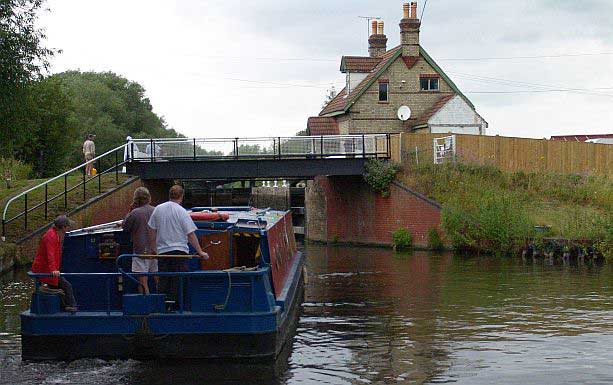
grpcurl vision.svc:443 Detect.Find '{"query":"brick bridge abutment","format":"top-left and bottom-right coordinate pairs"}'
top-left (305, 176), bottom-right (442, 248)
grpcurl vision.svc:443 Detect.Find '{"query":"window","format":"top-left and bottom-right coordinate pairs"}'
top-left (378, 82), bottom-right (388, 102)
top-left (420, 77), bottom-right (439, 91)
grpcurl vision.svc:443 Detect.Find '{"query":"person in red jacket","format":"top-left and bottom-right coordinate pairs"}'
top-left (32, 215), bottom-right (77, 311)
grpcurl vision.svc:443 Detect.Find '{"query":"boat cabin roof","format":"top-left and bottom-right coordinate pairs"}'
top-left (67, 207), bottom-right (286, 237)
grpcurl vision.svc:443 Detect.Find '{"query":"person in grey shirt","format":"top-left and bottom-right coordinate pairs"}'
top-left (122, 187), bottom-right (157, 294)
top-left (148, 185), bottom-right (208, 308)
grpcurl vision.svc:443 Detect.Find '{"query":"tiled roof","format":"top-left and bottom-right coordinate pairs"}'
top-left (319, 87), bottom-right (347, 116)
top-left (307, 117), bottom-right (339, 135)
top-left (340, 56), bottom-right (382, 73)
top-left (320, 46), bottom-right (402, 117)
top-left (319, 46), bottom-right (475, 119)
top-left (412, 93), bottom-right (456, 128)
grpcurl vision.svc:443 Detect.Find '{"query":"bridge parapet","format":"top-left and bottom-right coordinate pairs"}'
top-left (127, 134), bottom-right (391, 162)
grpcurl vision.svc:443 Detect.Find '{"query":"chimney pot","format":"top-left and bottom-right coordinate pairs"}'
top-left (371, 20), bottom-right (378, 36)
top-left (377, 21), bottom-right (384, 35)
top-left (403, 3), bottom-right (410, 19)
top-left (411, 2), bottom-right (418, 19)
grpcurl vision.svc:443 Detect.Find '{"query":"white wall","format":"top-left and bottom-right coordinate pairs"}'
top-left (428, 95), bottom-right (487, 135)
top-left (346, 72), bottom-right (368, 94)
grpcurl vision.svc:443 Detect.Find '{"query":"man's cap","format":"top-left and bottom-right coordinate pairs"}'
top-left (54, 215), bottom-right (76, 228)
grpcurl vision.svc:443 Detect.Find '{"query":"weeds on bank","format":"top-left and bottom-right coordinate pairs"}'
top-left (401, 163), bottom-right (612, 255)
top-left (364, 159), bottom-right (401, 197)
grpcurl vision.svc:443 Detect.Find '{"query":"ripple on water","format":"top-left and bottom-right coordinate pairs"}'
top-left (1, 246), bottom-right (612, 385)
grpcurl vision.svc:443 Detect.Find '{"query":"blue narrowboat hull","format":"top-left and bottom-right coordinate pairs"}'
top-left (21, 208), bottom-right (304, 361)
top-left (21, 269), bottom-right (304, 360)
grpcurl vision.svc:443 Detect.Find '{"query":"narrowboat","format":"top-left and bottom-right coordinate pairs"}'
top-left (21, 207), bottom-right (304, 360)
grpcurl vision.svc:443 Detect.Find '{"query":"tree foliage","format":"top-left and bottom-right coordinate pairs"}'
top-left (16, 77), bottom-right (76, 176)
top-left (52, 71), bottom-right (182, 169)
top-left (0, 0), bottom-right (58, 154)
top-left (322, 86), bottom-right (337, 109)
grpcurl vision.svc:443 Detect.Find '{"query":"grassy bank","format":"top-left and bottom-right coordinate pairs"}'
top-left (1, 173), bottom-right (129, 241)
top-left (399, 163), bottom-right (612, 257)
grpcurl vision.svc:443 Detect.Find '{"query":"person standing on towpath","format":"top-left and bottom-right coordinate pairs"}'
top-left (148, 185), bottom-right (208, 309)
top-left (83, 134), bottom-right (96, 176)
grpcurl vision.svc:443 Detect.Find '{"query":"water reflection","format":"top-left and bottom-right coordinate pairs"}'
top-left (0, 244), bottom-right (611, 384)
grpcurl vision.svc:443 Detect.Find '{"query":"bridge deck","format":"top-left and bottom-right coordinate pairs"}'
top-left (126, 135), bottom-right (390, 180)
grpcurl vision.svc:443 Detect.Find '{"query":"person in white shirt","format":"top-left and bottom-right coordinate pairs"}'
top-left (148, 185), bottom-right (208, 309)
top-left (83, 134), bottom-right (96, 176)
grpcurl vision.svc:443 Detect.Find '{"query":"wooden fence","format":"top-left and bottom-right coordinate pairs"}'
top-left (392, 133), bottom-right (612, 177)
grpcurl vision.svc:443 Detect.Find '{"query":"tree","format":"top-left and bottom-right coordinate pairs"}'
top-left (322, 86), bottom-right (338, 109)
top-left (0, 0), bottom-right (57, 154)
top-left (16, 77), bottom-right (76, 176)
top-left (53, 71), bottom-right (181, 168)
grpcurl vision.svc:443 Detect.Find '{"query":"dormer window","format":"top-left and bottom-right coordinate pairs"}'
top-left (420, 75), bottom-right (439, 91)
top-left (378, 80), bottom-right (389, 102)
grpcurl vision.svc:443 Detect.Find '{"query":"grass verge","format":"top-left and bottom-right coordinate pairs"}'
top-left (399, 163), bottom-right (612, 257)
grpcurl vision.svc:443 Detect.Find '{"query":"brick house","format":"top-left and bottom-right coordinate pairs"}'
top-left (307, 2), bottom-right (487, 136)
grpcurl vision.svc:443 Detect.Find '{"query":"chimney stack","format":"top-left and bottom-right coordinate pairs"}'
top-left (368, 19), bottom-right (387, 58)
top-left (399, 2), bottom-right (421, 57)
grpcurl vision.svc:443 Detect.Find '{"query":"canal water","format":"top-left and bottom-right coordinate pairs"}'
top-left (1, 244), bottom-right (611, 384)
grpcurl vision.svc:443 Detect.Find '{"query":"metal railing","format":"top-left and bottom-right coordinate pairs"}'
top-left (28, 265), bottom-right (251, 315)
top-left (3, 134), bottom-right (392, 240)
top-left (2, 144), bottom-right (128, 240)
top-left (127, 134), bottom-right (391, 161)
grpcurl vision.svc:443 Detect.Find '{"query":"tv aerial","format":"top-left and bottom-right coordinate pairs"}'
top-left (397, 105), bottom-right (412, 121)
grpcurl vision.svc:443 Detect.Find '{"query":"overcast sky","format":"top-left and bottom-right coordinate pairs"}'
top-left (39, 0), bottom-right (613, 139)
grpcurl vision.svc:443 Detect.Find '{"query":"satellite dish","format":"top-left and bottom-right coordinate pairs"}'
top-left (397, 105), bottom-right (412, 121)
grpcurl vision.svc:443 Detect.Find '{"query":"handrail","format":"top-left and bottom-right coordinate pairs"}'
top-left (129, 134), bottom-right (388, 142)
top-left (2, 143), bottom-right (128, 222)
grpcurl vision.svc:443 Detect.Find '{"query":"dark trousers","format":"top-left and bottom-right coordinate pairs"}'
top-left (158, 251), bottom-right (189, 309)
top-left (52, 277), bottom-right (76, 308)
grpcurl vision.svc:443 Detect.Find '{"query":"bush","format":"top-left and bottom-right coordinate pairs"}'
top-left (364, 159), bottom-right (401, 197)
top-left (441, 189), bottom-right (534, 254)
top-left (427, 227), bottom-right (444, 250)
top-left (0, 157), bottom-right (32, 188)
top-left (392, 228), bottom-right (413, 250)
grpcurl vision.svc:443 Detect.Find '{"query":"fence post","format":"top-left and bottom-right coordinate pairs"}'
top-left (150, 139), bottom-right (154, 162)
top-left (44, 183), bottom-right (48, 220)
top-left (64, 174), bottom-right (68, 209)
top-left (312, 137), bottom-right (316, 156)
top-left (320, 136), bottom-right (324, 158)
top-left (375, 137), bottom-right (378, 158)
top-left (115, 150), bottom-right (119, 184)
top-left (24, 193), bottom-right (28, 230)
top-left (83, 169), bottom-right (86, 202)
top-left (97, 158), bottom-right (101, 194)
top-left (387, 134), bottom-right (391, 158)
top-left (277, 137), bottom-right (282, 159)
top-left (362, 134), bottom-right (366, 157)
top-left (2, 219), bottom-right (5, 240)
top-left (193, 138), bottom-right (197, 160)
top-left (234, 138), bottom-right (239, 160)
